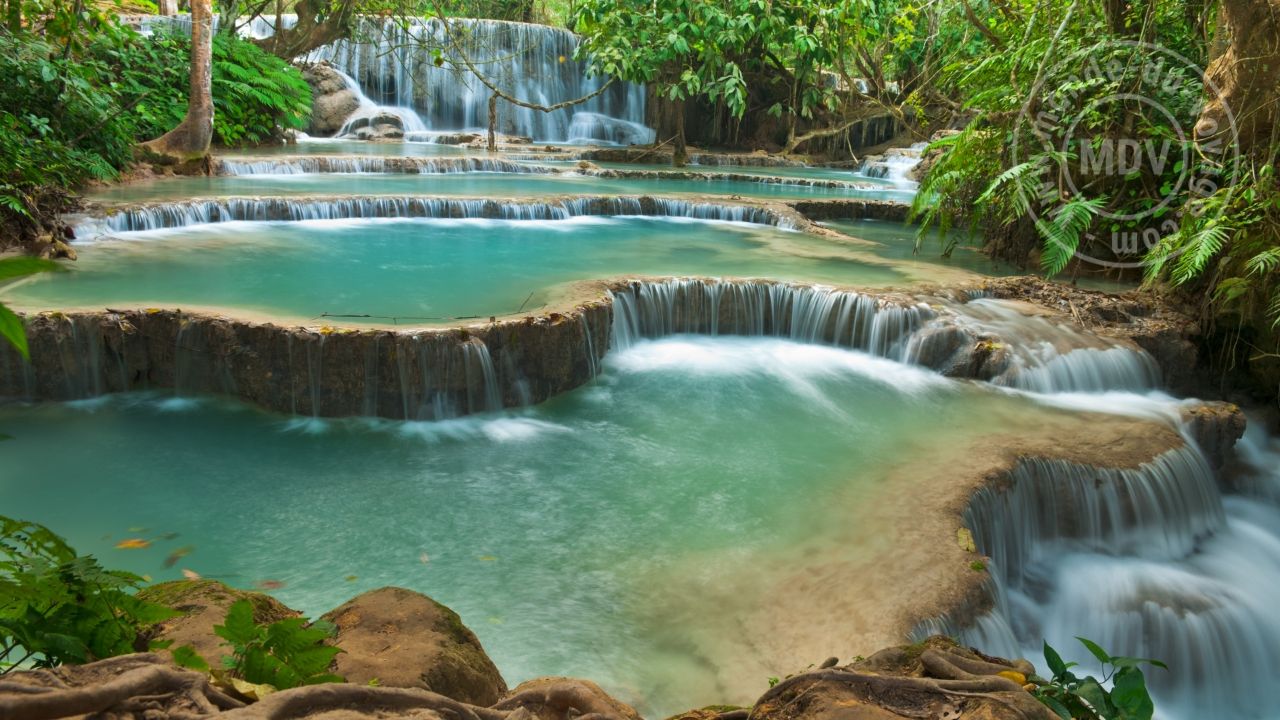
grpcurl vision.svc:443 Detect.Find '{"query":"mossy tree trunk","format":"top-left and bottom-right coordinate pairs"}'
top-left (140, 0), bottom-right (213, 162)
top-left (1195, 0), bottom-right (1279, 156)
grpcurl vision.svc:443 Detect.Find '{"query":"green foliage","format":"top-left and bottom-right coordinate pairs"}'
top-left (0, 516), bottom-right (178, 673)
top-left (572, 0), bottom-right (930, 130)
top-left (0, 257), bottom-right (61, 357)
top-left (1032, 638), bottom-right (1165, 720)
top-left (90, 30), bottom-right (312, 147)
top-left (1146, 162), bottom-right (1280, 330)
top-left (213, 599), bottom-right (344, 689)
top-left (1, 19), bottom-right (311, 245)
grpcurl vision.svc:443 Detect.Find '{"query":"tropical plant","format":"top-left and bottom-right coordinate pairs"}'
top-left (1030, 638), bottom-right (1165, 720)
top-left (210, 599), bottom-right (344, 690)
top-left (0, 517), bottom-right (178, 674)
top-left (0, 257), bottom-right (60, 357)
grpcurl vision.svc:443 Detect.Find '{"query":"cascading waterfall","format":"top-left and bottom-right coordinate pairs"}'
top-left (82, 196), bottom-right (797, 236)
top-left (954, 298), bottom-right (1161, 393)
top-left (853, 142), bottom-right (928, 190)
top-left (608, 279), bottom-right (933, 361)
top-left (906, 298), bottom-right (1280, 720)
top-left (307, 17), bottom-right (653, 144)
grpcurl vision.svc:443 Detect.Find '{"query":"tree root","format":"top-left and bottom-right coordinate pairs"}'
top-left (220, 685), bottom-right (507, 720)
top-left (0, 654), bottom-right (243, 720)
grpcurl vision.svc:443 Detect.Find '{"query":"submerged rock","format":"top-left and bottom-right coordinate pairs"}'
top-left (321, 586), bottom-right (508, 706)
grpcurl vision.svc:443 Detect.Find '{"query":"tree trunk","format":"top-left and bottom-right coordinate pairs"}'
top-left (250, 0), bottom-right (355, 59)
top-left (157, 0), bottom-right (177, 15)
top-left (140, 0), bottom-right (214, 163)
top-left (673, 100), bottom-right (688, 167)
top-left (1195, 0), bottom-right (1280, 156)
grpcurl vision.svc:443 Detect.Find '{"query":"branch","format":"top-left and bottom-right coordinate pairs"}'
top-left (430, 4), bottom-right (615, 113)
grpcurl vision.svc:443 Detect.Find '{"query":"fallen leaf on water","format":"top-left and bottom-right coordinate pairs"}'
top-left (487, 617), bottom-right (504, 625)
top-left (157, 532), bottom-right (180, 541)
top-left (419, 552), bottom-right (430, 564)
top-left (345, 575), bottom-right (358, 582)
top-left (478, 555), bottom-right (497, 562)
top-left (141, 574), bottom-right (152, 582)
top-left (116, 538), bottom-right (151, 549)
top-left (181, 568), bottom-right (202, 580)
top-left (256, 579), bottom-right (285, 590)
top-left (127, 526), bottom-right (149, 534)
top-left (164, 545), bottom-right (195, 568)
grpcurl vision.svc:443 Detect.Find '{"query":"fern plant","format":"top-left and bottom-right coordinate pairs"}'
top-left (212, 599), bottom-right (343, 690)
top-left (0, 516), bottom-right (178, 673)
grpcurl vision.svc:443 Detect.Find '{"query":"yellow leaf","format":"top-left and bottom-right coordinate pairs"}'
top-left (116, 538), bottom-right (151, 549)
top-left (956, 528), bottom-right (976, 553)
top-left (997, 670), bottom-right (1027, 685)
top-left (229, 677), bottom-right (278, 701)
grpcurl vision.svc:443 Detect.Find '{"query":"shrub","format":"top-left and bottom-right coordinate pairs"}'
top-left (0, 516), bottom-right (178, 673)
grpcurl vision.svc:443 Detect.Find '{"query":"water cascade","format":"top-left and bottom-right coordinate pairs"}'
top-left (82, 197), bottom-right (799, 235)
top-left (307, 18), bottom-right (653, 144)
top-left (609, 279), bottom-right (933, 360)
top-left (854, 142), bottom-right (928, 190)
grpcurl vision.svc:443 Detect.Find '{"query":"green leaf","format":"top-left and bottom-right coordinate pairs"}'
top-left (1111, 667), bottom-right (1155, 720)
top-left (1043, 641), bottom-right (1068, 678)
top-left (1036, 693), bottom-right (1073, 720)
top-left (0, 303), bottom-right (29, 359)
top-left (0, 253), bottom-right (59, 286)
top-left (172, 644), bottom-right (210, 673)
top-left (215, 599), bottom-right (261, 646)
top-left (1076, 637), bottom-right (1111, 665)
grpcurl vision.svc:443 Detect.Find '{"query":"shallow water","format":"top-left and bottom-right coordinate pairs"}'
top-left (0, 336), bottom-right (1057, 714)
top-left (3, 218), bottom-right (905, 322)
top-left (89, 172), bottom-right (910, 204)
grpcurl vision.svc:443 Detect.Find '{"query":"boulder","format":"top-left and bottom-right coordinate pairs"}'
top-left (302, 63), bottom-right (360, 136)
top-left (346, 112), bottom-right (406, 141)
top-left (749, 636), bottom-right (1053, 720)
top-left (494, 677), bottom-right (642, 720)
top-left (137, 579), bottom-right (299, 667)
top-left (1181, 401), bottom-right (1247, 469)
top-left (320, 587), bottom-right (507, 706)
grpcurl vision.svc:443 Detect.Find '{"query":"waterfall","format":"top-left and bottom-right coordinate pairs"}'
top-left (329, 67), bottom-right (428, 138)
top-left (82, 197), bottom-right (797, 236)
top-left (608, 279), bottom-right (933, 361)
top-left (214, 156), bottom-right (560, 176)
top-left (853, 142), bottom-right (928, 190)
top-left (953, 298), bottom-right (1161, 393)
top-left (306, 17), bottom-right (652, 144)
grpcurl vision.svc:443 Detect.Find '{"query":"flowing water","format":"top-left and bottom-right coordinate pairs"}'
top-left (0, 336), bottom-right (1103, 714)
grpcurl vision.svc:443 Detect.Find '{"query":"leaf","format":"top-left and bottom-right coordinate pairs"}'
top-left (1043, 640), bottom-right (1067, 678)
top-left (214, 599), bottom-right (260, 646)
top-left (0, 257), bottom-right (61, 282)
top-left (0, 303), bottom-right (29, 359)
top-left (1111, 667), bottom-right (1155, 720)
top-left (171, 644), bottom-right (210, 673)
top-left (1036, 693), bottom-right (1073, 720)
top-left (1076, 637), bottom-right (1111, 665)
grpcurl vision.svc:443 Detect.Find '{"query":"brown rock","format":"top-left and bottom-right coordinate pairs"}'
top-left (751, 637), bottom-right (1053, 720)
top-left (1181, 401), bottom-right (1247, 469)
top-left (302, 63), bottom-right (361, 136)
top-left (137, 579), bottom-right (300, 667)
top-left (494, 677), bottom-right (641, 720)
top-left (320, 587), bottom-right (507, 706)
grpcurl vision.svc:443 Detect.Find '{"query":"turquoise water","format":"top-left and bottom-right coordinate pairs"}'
top-left (89, 172), bottom-right (910, 204)
top-left (0, 336), bottom-right (1043, 713)
top-left (824, 219), bottom-right (1021, 276)
top-left (3, 218), bottom-right (904, 321)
